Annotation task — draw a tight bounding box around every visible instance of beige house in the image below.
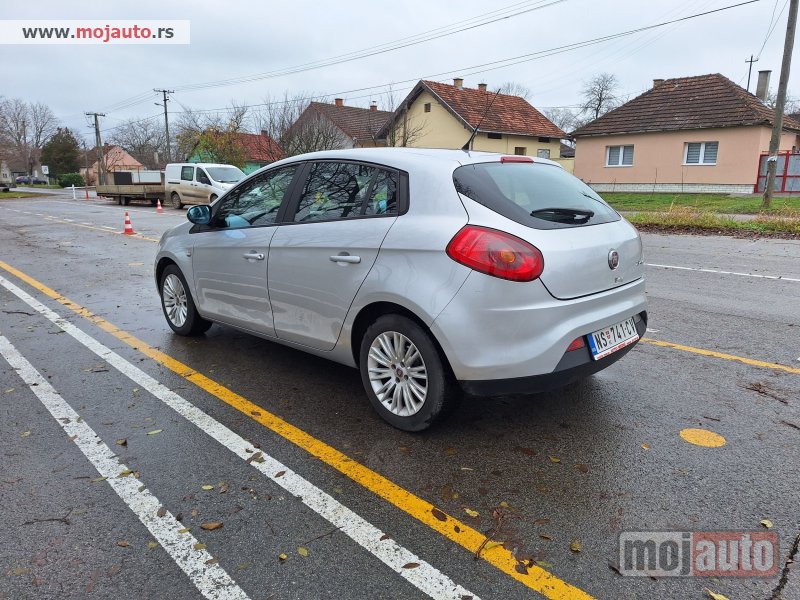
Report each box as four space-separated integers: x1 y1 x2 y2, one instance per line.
80 145 144 185
380 79 568 168
572 73 800 194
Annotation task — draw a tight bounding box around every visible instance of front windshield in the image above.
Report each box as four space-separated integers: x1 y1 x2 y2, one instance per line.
206 166 245 184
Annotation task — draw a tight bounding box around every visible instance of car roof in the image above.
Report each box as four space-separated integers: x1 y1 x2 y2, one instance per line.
263 147 561 173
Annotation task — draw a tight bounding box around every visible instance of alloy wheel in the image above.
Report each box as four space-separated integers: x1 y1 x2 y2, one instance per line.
162 274 188 327
367 331 428 416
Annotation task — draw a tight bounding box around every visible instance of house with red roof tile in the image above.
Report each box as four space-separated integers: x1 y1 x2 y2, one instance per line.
379 79 567 165
288 99 394 151
571 73 800 194
188 131 283 174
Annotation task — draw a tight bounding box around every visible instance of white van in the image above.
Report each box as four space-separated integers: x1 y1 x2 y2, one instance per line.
164 163 245 209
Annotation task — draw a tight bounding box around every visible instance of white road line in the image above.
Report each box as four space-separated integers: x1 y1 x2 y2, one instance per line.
646 262 800 283
0 275 478 600
0 333 249 600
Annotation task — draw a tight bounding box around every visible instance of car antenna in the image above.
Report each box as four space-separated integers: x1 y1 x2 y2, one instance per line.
462 88 501 152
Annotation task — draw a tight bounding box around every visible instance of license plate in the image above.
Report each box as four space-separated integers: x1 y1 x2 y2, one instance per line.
587 317 639 360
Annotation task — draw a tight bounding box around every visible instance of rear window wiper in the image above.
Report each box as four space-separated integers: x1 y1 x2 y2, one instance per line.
530 207 594 221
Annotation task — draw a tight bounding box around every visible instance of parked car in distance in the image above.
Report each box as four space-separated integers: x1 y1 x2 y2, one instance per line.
164 163 245 209
155 148 647 430
14 176 48 185
0 181 10 192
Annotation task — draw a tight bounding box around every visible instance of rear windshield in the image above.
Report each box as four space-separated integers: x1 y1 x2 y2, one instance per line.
453 162 620 229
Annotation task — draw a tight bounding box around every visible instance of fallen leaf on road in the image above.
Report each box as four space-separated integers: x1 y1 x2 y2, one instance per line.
274 470 285 477
703 588 730 600
116 540 130 548
146 429 162 436
431 508 447 521
205 558 218 565
219 483 229 494
380 534 391 541
641 443 650 450
278 553 288 561
245 451 263 464
445 447 457 456
548 456 561 463
535 560 554 569
464 508 479 517
540 534 553 541
200 522 223 531
147 542 158 549
484 541 504 551
514 563 528 575
569 540 583 553
193 543 206 551
402 562 419 569
575 463 589 473
92 476 107 483
177 528 190 534
760 519 773 529
21 431 31 438
297 547 309 557
157 506 167 518
119 469 134 477
201 485 214 491
116 439 127 446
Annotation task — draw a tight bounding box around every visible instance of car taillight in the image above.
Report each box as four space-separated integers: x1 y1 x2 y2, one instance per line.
566 337 586 352
446 225 544 282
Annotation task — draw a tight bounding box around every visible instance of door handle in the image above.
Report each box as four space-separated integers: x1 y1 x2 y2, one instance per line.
242 251 265 261
329 254 361 264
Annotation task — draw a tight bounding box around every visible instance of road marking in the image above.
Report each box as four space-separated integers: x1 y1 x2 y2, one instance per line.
41 215 160 242
640 338 800 375
646 262 800 283
0 334 249 600
0 273 480 600
0 260 592 599
679 428 726 448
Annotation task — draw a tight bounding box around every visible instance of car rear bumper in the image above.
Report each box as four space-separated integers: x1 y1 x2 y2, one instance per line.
458 313 646 396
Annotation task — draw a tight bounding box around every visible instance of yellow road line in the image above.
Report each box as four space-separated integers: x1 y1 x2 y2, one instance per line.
0 259 592 600
640 338 800 375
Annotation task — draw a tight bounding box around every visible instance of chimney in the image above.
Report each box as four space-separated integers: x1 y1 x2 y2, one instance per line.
756 70 771 101
478 83 487 92
453 77 464 89
260 129 269 137
334 98 344 107
653 78 664 88
370 101 377 112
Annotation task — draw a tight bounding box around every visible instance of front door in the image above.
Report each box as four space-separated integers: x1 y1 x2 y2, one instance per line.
191 165 300 335
268 161 400 350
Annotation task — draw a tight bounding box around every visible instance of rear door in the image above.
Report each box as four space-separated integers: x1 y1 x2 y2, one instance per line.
191 165 300 335
268 161 400 350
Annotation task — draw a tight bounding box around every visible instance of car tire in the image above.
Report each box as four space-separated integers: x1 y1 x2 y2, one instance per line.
171 192 183 209
159 265 212 336
359 314 460 431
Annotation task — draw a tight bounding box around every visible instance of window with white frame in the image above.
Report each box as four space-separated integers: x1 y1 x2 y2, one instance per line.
684 141 718 165
606 145 634 166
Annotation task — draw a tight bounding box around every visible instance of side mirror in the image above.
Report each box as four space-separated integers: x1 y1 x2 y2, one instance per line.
187 205 211 225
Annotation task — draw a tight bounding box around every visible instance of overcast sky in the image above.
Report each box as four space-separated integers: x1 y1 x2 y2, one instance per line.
2 0 795 142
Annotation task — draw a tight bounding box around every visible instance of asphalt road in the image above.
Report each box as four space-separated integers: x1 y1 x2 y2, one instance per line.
0 196 798 600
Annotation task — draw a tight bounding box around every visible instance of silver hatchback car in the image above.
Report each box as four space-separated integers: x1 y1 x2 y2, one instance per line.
155 148 647 430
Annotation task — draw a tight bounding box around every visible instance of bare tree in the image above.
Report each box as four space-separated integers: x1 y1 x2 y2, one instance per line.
109 118 166 169
498 81 532 99
579 73 620 122
251 92 345 157
172 102 251 164
0 98 58 176
379 84 428 148
542 107 580 134
765 89 800 115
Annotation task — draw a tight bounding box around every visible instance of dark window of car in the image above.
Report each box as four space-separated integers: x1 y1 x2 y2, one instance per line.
293 162 377 223
196 168 211 185
363 169 399 216
453 162 620 229
181 166 194 181
214 166 297 229
487 132 502 139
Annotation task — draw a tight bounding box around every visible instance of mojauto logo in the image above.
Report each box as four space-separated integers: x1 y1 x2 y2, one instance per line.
619 531 779 577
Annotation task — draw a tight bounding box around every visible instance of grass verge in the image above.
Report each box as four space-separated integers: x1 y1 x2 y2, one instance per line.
602 192 800 216
627 208 800 238
0 192 45 199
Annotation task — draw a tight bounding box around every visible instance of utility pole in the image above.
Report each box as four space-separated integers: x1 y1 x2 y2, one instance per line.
745 54 759 92
763 0 798 208
85 112 106 185
154 89 174 164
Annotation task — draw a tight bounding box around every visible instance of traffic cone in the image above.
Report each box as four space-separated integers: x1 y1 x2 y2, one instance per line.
156 199 164 214
123 211 135 235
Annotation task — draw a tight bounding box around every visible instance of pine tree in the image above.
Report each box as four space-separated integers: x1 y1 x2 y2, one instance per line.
40 127 80 177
